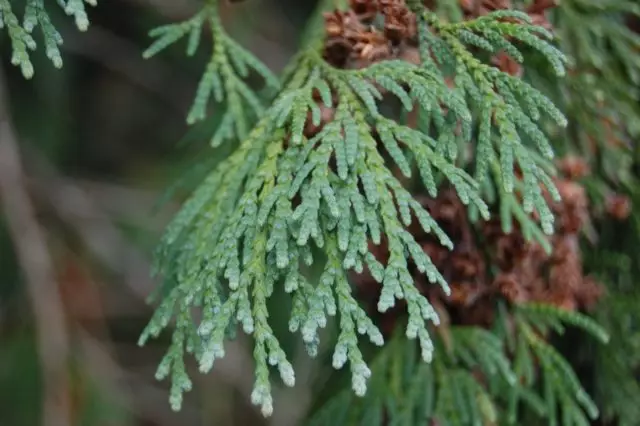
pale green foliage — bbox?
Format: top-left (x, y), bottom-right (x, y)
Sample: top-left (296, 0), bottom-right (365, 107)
top-left (139, 0), bottom-right (571, 417)
top-left (143, 2), bottom-right (280, 145)
top-left (420, 10), bottom-right (567, 238)
top-left (0, 0), bottom-right (96, 78)
top-left (308, 304), bottom-right (609, 426)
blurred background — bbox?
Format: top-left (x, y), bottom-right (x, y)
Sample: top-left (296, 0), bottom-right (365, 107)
top-left (0, 1), bottom-right (320, 425)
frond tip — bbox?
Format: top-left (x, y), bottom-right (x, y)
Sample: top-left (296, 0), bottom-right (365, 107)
top-left (0, 0), bottom-right (97, 78)
top-left (143, 3), bottom-right (280, 145)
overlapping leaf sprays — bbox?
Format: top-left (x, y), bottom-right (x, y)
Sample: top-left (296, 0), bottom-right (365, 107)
top-left (139, 0), bottom-right (573, 417)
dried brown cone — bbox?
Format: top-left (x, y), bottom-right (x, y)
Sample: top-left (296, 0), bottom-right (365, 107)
top-left (557, 156), bottom-right (591, 180)
top-left (350, 0), bottom-right (380, 22)
top-left (605, 193), bottom-right (632, 220)
top-left (322, 0), bottom-right (418, 68)
top-left (460, 0), bottom-right (512, 17)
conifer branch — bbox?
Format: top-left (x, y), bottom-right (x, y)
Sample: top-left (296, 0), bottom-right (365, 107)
top-left (5, 0), bottom-right (637, 425)
top-left (0, 0), bottom-right (97, 78)
top-left (418, 9), bottom-right (568, 236)
top-left (143, 1), bottom-right (280, 145)
top-left (308, 305), bottom-right (609, 426)
top-left (139, 0), bottom-right (579, 418)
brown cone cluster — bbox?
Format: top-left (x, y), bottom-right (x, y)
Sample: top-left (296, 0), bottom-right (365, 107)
top-left (354, 158), bottom-right (603, 333)
top-left (323, 0), bottom-right (417, 67)
top-left (605, 193), bottom-right (632, 220)
top-left (323, 0), bottom-right (558, 72)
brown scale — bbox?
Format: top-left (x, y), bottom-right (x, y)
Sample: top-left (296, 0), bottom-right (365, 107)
top-left (605, 193), bottom-right (632, 221)
top-left (459, 0), bottom-right (512, 17)
top-left (323, 0), bottom-right (418, 68)
top-left (379, 0), bottom-right (416, 44)
top-left (557, 156), bottom-right (591, 180)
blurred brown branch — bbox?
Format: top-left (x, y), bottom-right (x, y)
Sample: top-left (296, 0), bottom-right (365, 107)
top-left (0, 68), bottom-right (71, 426)
top-left (27, 161), bottom-right (162, 302)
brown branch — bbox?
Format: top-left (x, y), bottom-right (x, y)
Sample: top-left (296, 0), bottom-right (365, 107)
top-left (30, 170), bottom-right (161, 302)
top-left (0, 68), bottom-right (71, 426)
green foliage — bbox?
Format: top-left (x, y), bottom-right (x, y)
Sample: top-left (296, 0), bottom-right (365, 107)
top-left (530, 0), bottom-right (640, 180)
top-left (582, 181), bottom-right (640, 426)
top-left (511, 305), bottom-right (608, 426)
top-left (143, 1), bottom-right (280, 145)
top-left (419, 9), bottom-right (567, 243)
top-left (592, 290), bottom-right (640, 426)
top-left (138, 0), bottom-right (575, 417)
top-left (307, 304), bottom-right (609, 426)
top-left (0, 335), bottom-right (42, 426)
top-left (0, 0), bottom-right (96, 78)
top-left (536, 4), bottom-right (640, 422)
top-left (3, 0), bottom-right (636, 424)
top-left (540, 4), bottom-right (640, 422)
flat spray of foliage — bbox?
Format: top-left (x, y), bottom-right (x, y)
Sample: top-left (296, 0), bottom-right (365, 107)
top-left (7, 0), bottom-right (638, 425)
top-left (133, 0), bottom-right (600, 419)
